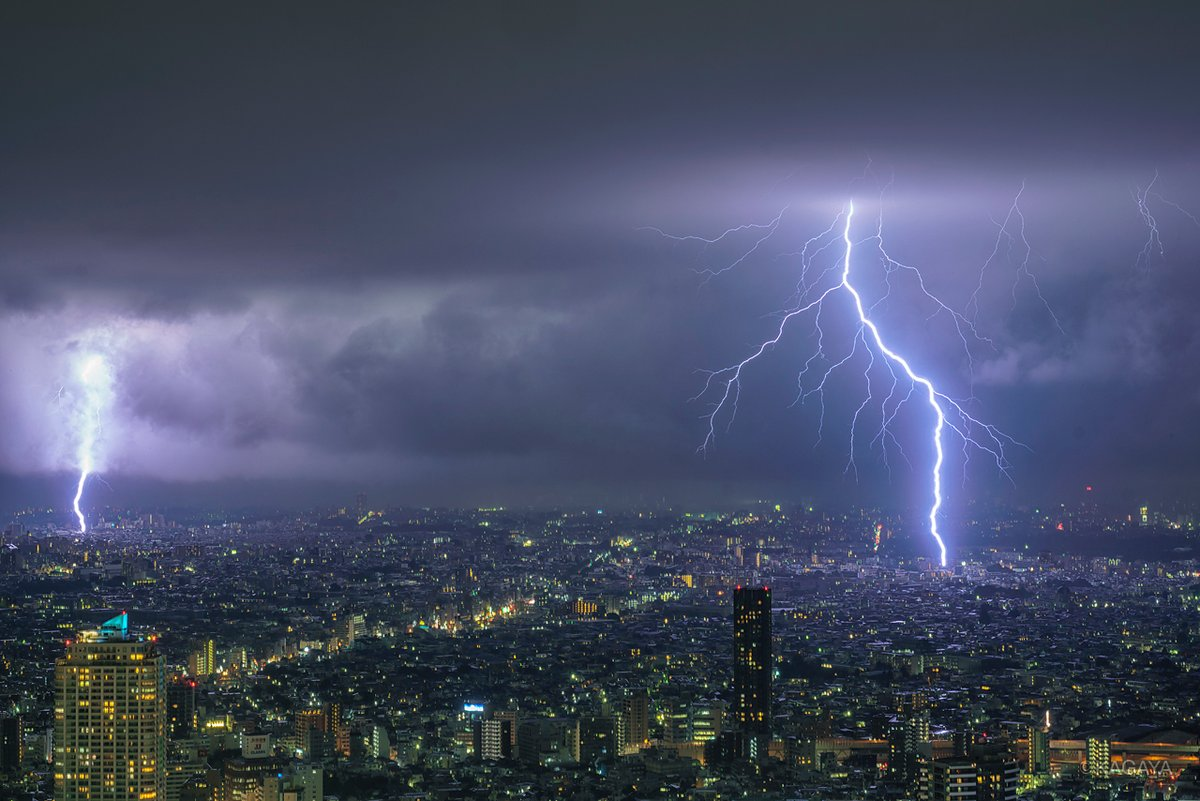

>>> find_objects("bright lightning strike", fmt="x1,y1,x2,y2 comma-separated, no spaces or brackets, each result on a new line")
678,199,1026,568
838,203,952,565
70,353,111,533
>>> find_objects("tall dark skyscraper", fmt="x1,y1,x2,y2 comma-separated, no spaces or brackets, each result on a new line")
166,677,197,739
733,585,771,760
0,714,22,774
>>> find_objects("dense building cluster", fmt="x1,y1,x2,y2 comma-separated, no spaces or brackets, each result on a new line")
0,500,1198,800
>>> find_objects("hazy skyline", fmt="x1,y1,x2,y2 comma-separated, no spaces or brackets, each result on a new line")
2,3,1199,514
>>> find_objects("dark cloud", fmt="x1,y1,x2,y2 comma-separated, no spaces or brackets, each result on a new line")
2,2,1199,513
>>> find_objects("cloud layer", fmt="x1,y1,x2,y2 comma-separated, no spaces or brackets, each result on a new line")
2,3,1199,513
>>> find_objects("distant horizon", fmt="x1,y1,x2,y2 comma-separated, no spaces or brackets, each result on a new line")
5,473,1195,523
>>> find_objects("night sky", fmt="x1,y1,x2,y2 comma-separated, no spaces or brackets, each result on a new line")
2,3,1199,514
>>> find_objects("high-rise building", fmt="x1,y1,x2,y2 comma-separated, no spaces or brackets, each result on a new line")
166,678,197,740
475,718,512,761
733,585,771,760
924,758,977,801
975,749,1020,801
294,709,329,759
916,753,1022,801
689,698,725,743
163,751,207,801
54,613,166,801
0,714,22,774
328,703,349,758
922,754,1018,801
660,698,690,744
785,736,818,771
922,740,1019,801
187,639,216,678
952,725,976,758
491,710,519,752
1026,725,1050,776
1087,737,1111,783
220,752,288,801
619,690,649,754
889,692,932,789
579,715,616,766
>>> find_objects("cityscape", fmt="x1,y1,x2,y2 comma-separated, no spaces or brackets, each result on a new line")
1,499,1198,800
3,3,1200,801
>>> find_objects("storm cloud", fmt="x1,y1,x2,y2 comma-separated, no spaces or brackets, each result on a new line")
2,2,1199,513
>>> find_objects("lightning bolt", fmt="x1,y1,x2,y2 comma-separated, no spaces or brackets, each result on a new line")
679,200,1025,568
1135,171,1164,269
969,181,1065,338
71,353,110,533
1134,169,1200,267
637,206,788,283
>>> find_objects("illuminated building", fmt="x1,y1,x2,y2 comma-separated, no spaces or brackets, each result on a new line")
294,709,330,759
187,639,216,677
54,613,166,801
1026,725,1050,776
924,758,977,801
368,723,390,761
660,698,689,744
219,750,289,801
689,698,725,743
492,710,519,752
1087,737,1111,783
785,737,818,771
475,718,513,761
328,703,349,758
618,690,650,754
922,753,1018,801
889,692,931,789
733,586,771,761
333,612,364,649
572,598,600,618
975,751,1020,801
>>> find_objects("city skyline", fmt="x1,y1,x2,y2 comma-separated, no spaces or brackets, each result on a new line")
3,6,1200,800
3,501,1198,800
